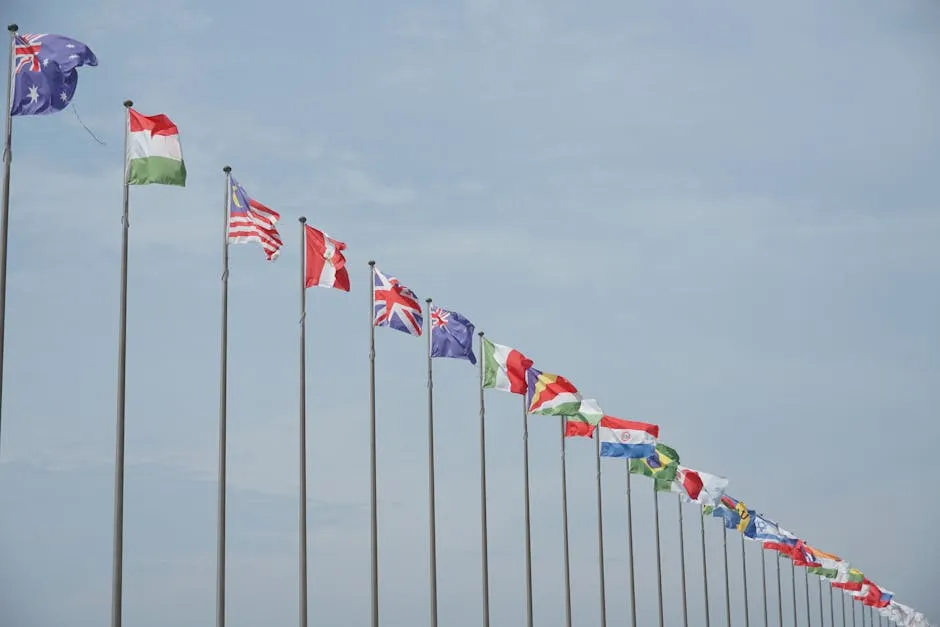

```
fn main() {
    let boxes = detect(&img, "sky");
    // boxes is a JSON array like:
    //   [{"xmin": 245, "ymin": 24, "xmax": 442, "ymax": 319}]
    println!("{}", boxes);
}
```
[{"xmin": 1, "ymin": 0, "xmax": 938, "ymax": 625}]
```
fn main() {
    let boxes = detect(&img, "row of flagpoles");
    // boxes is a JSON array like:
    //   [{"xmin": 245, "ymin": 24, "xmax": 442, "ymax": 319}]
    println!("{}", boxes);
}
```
[{"xmin": 0, "ymin": 24, "xmax": 933, "ymax": 627}]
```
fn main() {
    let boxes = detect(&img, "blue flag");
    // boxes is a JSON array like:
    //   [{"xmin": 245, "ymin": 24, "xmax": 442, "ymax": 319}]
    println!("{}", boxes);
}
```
[
  {"xmin": 430, "ymin": 306, "xmax": 476, "ymax": 364},
  {"xmin": 12, "ymin": 32, "xmax": 97, "ymax": 116}
]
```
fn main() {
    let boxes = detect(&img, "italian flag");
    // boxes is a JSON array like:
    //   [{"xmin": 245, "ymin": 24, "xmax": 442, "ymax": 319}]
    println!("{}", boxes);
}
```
[
  {"xmin": 126, "ymin": 107, "xmax": 187, "ymax": 186},
  {"xmin": 482, "ymin": 338, "xmax": 532, "ymax": 394}
]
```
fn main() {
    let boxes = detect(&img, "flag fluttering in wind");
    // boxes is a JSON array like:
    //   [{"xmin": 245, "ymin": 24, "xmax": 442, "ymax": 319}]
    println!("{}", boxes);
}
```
[
  {"xmin": 833, "ymin": 567, "xmax": 865, "ymax": 591},
  {"xmin": 228, "ymin": 177, "xmax": 283, "ymax": 260},
  {"xmin": 11, "ymin": 32, "xmax": 97, "ymax": 116},
  {"xmin": 671, "ymin": 466, "xmax": 728, "ymax": 508},
  {"xmin": 372, "ymin": 267, "xmax": 422, "ymax": 335},
  {"xmin": 706, "ymin": 494, "xmax": 753, "ymax": 535},
  {"xmin": 482, "ymin": 339, "xmax": 532, "ymax": 394},
  {"xmin": 304, "ymin": 225, "xmax": 348, "ymax": 289},
  {"xmin": 430, "ymin": 307, "xmax": 475, "ymax": 364},
  {"xmin": 126, "ymin": 108, "xmax": 186, "ymax": 186},
  {"xmin": 598, "ymin": 416, "xmax": 658, "ymax": 459},
  {"xmin": 525, "ymin": 369, "xmax": 581, "ymax": 415},
  {"xmin": 629, "ymin": 442, "xmax": 679, "ymax": 489}
]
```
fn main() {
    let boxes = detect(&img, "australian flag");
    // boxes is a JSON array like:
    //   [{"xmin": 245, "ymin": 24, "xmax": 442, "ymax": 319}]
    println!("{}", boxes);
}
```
[
  {"xmin": 12, "ymin": 32, "xmax": 97, "ymax": 116},
  {"xmin": 430, "ymin": 306, "xmax": 476, "ymax": 364}
]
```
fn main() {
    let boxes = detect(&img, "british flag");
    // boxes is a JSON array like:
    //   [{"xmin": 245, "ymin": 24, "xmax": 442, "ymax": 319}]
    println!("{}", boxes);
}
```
[{"xmin": 373, "ymin": 267, "xmax": 422, "ymax": 336}]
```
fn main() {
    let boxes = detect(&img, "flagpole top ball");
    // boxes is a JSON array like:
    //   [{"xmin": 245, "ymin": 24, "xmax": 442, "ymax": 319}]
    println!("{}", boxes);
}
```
[
  {"xmin": 426, "ymin": 298, "xmax": 432, "ymax": 304},
  {"xmin": 478, "ymin": 331, "xmax": 484, "ymax": 337},
  {"xmin": 7, "ymin": 24, "xmax": 17, "ymax": 33},
  {"xmin": 123, "ymin": 100, "xmax": 133, "ymax": 108},
  {"xmin": 222, "ymin": 166, "xmax": 231, "ymax": 174},
  {"xmin": 299, "ymin": 216, "xmax": 306, "ymax": 223},
  {"xmin": 368, "ymin": 260, "xmax": 375, "ymax": 267}
]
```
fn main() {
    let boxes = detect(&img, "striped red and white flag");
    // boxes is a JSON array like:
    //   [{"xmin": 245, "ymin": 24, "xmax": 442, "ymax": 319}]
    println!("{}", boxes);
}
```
[{"xmin": 228, "ymin": 176, "xmax": 283, "ymax": 260}]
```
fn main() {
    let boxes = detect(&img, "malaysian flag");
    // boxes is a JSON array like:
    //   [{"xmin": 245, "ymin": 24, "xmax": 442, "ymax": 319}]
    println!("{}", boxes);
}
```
[
  {"xmin": 228, "ymin": 176, "xmax": 283, "ymax": 260},
  {"xmin": 373, "ymin": 267, "xmax": 422, "ymax": 335}
]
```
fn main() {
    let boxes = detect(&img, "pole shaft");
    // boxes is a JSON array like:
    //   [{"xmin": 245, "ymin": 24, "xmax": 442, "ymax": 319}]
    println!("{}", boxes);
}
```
[
  {"xmin": 852, "ymin": 594, "xmax": 856, "ymax": 627},
  {"xmin": 842, "ymin": 587, "xmax": 846, "ymax": 627},
  {"xmin": 678, "ymin": 495, "xmax": 688, "ymax": 627},
  {"xmin": 722, "ymin": 526, "xmax": 731, "ymax": 627},
  {"xmin": 110, "ymin": 101, "xmax": 132, "ymax": 627},
  {"xmin": 477, "ymin": 333, "xmax": 490, "ymax": 627},
  {"xmin": 806, "ymin": 565, "xmax": 812, "ymax": 627},
  {"xmin": 654, "ymin": 487, "xmax": 664, "ymax": 627},
  {"xmin": 818, "ymin": 575, "xmax": 824, "ymax": 627},
  {"xmin": 522, "ymin": 394, "xmax": 534, "ymax": 627},
  {"xmin": 298, "ymin": 218, "xmax": 309, "ymax": 627},
  {"xmin": 829, "ymin": 581, "xmax": 835, "ymax": 627},
  {"xmin": 216, "ymin": 167, "xmax": 231, "ymax": 627},
  {"xmin": 426, "ymin": 298, "xmax": 438, "ymax": 627},
  {"xmin": 368, "ymin": 261, "xmax": 378, "ymax": 627},
  {"xmin": 701, "ymin": 509, "xmax": 711, "ymax": 627},
  {"xmin": 0, "ymin": 26, "xmax": 17, "ymax": 451},
  {"xmin": 592, "ymin": 430, "xmax": 604, "ymax": 627},
  {"xmin": 792, "ymin": 559, "xmax": 798, "ymax": 627},
  {"xmin": 760, "ymin": 546, "xmax": 768, "ymax": 627},
  {"xmin": 626, "ymin": 467, "xmax": 637, "ymax": 627},
  {"xmin": 559, "ymin": 418, "xmax": 572, "ymax": 627},
  {"xmin": 777, "ymin": 552, "xmax": 783, "ymax": 627},
  {"xmin": 742, "ymin": 534, "xmax": 750, "ymax": 627}
]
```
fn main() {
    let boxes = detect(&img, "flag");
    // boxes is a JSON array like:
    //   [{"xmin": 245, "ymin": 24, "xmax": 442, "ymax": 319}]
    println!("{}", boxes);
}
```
[
  {"xmin": 805, "ymin": 545, "xmax": 845, "ymax": 579},
  {"xmin": 672, "ymin": 466, "xmax": 728, "ymax": 508},
  {"xmin": 565, "ymin": 419, "xmax": 595, "ymax": 438},
  {"xmin": 790, "ymin": 540, "xmax": 822, "ymax": 568},
  {"xmin": 430, "ymin": 307, "xmax": 475, "ymax": 364},
  {"xmin": 748, "ymin": 512, "xmax": 797, "ymax": 551},
  {"xmin": 11, "ymin": 32, "xmax": 97, "ymax": 116},
  {"xmin": 525, "ymin": 368, "xmax": 581, "ymax": 415},
  {"xmin": 598, "ymin": 416, "xmax": 658, "ymax": 459},
  {"xmin": 562, "ymin": 398, "xmax": 603, "ymax": 430},
  {"xmin": 372, "ymin": 267, "xmax": 422, "ymax": 335},
  {"xmin": 304, "ymin": 225, "xmax": 348, "ymax": 289},
  {"xmin": 706, "ymin": 495, "xmax": 753, "ymax": 535},
  {"xmin": 832, "ymin": 568, "xmax": 865, "ymax": 591},
  {"xmin": 126, "ymin": 108, "xmax": 186, "ymax": 186},
  {"xmin": 629, "ymin": 442, "xmax": 679, "ymax": 488},
  {"xmin": 228, "ymin": 177, "xmax": 282, "ymax": 260},
  {"xmin": 482, "ymin": 338, "xmax": 532, "ymax": 394}
]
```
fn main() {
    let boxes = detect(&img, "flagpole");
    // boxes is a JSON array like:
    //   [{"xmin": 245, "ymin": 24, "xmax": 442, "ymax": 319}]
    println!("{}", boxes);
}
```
[
  {"xmin": 843, "ymin": 588, "xmax": 847, "ymax": 627},
  {"xmin": 722, "ymin": 526, "xmax": 731, "ymax": 627},
  {"xmin": 626, "ymin": 467, "xmax": 638, "ymax": 627},
  {"xmin": 678, "ymin": 495, "xmax": 688, "ymax": 627},
  {"xmin": 776, "ymin": 552, "xmax": 783, "ymax": 627},
  {"xmin": 298, "ymin": 217, "xmax": 309, "ymax": 627},
  {"xmin": 425, "ymin": 298, "xmax": 439, "ymax": 627},
  {"xmin": 792, "ymin": 559, "xmax": 798, "ymax": 627},
  {"xmin": 818, "ymin": 575, "xmax": 825, "ymax": 626},
  {"xmin": 367, "ymin": 260, "xmax": 379, "ymax": 627},
  {"xmin": 216, "ymin": 165, "xmax": 232, "ymax": 627},
  {"xmin": 806, "ymin": 566, "xmax": 812, "ymax": 627},
  {"xmin": 110, "ymin": 99, "xmax": 133, "ymax": 627},
  {"xmin": 653, "ymin": 486, "xmax": 664, "ymax": 627},
  {"xmin": 701, "ymin": 508, "xmax": 711, "ymax": 627},
  {"xmin": 760, "ymin": 546, "xmax": 768, "ymax": 627},
  {"xmin": 477, "ymin": 332, "xmax": 491, "ymax": 627},
  {"xmin": 0, "ymin": 24, "xmax": 18, "ymax": 451},
  {"xmin": 829, "ymin": 582, "xmax": 835, "ymax": 627},
  {"xmin": 852, "ymin": 594, "xmax": 856, "ymax": 627},
  {"xmin": 741, "ymin": 534, "xmax": 750, "ymax": 627},
  {"xmin": 521, "ymin": 392, "xmax": 534, "ymax": 627},
  {"xmin": 592, "ymin": 430, "xmax": 605, "ymax": 627},
  {"xmin": 560, "ymin": 417, "xmax": 572, "ymax": 627}
]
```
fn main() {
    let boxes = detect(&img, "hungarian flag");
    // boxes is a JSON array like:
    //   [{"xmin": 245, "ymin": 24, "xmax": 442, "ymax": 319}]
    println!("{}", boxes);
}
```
[
  {"xmin": 304, "ymin": 225, "xmax": 349, "ymax": 291},
  {"xmin": 126, "ymin": 107, "xmax": 186, "ymax": 186},
  {"xmin": 482, "ymin": 338, "xmax": 532, "ymax": 394}
]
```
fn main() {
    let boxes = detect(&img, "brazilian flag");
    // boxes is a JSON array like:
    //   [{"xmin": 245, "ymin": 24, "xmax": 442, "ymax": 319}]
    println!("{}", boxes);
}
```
[{"xmin": 628, "ymin": 442, "xmax": 679, "ymax": 490}]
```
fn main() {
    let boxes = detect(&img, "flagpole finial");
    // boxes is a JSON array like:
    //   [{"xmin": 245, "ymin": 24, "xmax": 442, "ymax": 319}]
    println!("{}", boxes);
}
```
[
  {"xmin": 7, "ymin": 24, "xmax": 17, "ymax": 33},
  {"xmin": 222, "ymin": 166, "xmax": 231, "ymax": 174},
  {"xmin": 123, "ymin": 100, "xmax": 133, "ymax": 108},
  {"xmin": 368, "ymin": 260, "xmax": 375, "ymax": 267},
  {"xmin": 478, "ymin": 331, "xmax": 484, "ymax": 337},
  {"xmin": 426, "ymin": 298, "xmax": 432, "ymax": 304},
  {"xmin": 299, "ymin": 216, "xmax": 306, "ymax": 223}
]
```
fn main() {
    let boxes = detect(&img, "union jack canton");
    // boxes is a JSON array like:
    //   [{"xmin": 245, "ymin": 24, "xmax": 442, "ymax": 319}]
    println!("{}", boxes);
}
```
[{"xmin": 372, "ymin": 267, "xmax": 423, "ymax": 336}]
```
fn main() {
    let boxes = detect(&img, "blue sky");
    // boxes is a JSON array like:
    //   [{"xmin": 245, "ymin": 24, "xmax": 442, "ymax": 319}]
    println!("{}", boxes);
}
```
[{"xmin": 1, "ymin": 0, "xmax": 938, "ymax": 625}]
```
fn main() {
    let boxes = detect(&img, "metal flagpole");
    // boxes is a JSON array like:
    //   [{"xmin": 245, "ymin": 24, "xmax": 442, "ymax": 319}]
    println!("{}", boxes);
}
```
[
  {"xmin": 776, "ymin": 552, "xmax": 783, "ymax": 627},
  {"xmin": 701, "ymin": 509, "xmax": 711, "ymax": 627},
  {"xmin": 818, "ymin": 576, "xmax": 825, "ymax": 627},
  {"xmin": 678, "ymin": 496, "xmax": 688, "ymax": 627},
  {"xmin": 829, "ymin": 581, "xmax": 835, "ymax": 627},
  {"xmin": 842, "ymin": 585, "xmax": 847, "ymax": 627},
  {"xmin": 425, "ymin": 298, "xmax": 439, "ymax": 627},
  {"xmin": 791, "ymin": 560, "xmax": 798, "ymax": 627},
  {"xmin": 216, "ymin": 165, "xmax": 232, "ymax": 627},
  {"xmin": 760, "ymin": 547, "xmax": 768, "ymax": 627},
  {"xmin": 852, "ymin": 594, "xmax": 856, "ymax": 627},
  {"xmin": 521, "ymin": 393, "xmax": 534, "ymax": 627},
  {"xmin": 559, "ymin": 417, "xmax": 572, "ymax": 627},
  {"xmin": 110, "ymin": 99, "xmax": 133, "ymax": 627},
  {"xmin": 806, "ymin": 565, "xmax": 812, "ymax": 627},
  {"xmin": 722, "ymin": 526, "xmax": 731, "ymax": 627},
  {"xmin": 298, "ymin": 218, "xmax": 309, "ymax": 627},
  {"xmin": 591, "ymin": 423, "xmax": 603, "ymax": 627},
  {"xmin": 654, "ymin": 487, "xmax": 664, "ymax": 627},
  {"xmin": 0, "ymin": 24, "xmax": 18, "ymax": 450},
  {"xmin": 477, "ymin": 332, "xmax": 491, "ymax": 627},
  {"xmin": 626, "ymin": 467, "xmax": 638, "ymax": 627},
  {"xmin": 741, "ymin": 534, "xmax": 750, "ymax": 627},
  {"xmin": 367, "ymin": 260, "xmax": 379, "ymax": 627}
]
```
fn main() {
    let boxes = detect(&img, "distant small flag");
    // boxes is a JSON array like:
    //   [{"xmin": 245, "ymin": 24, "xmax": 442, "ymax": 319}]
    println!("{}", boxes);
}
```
[
  {"xmin": 304, "ymin": 225, "xmax": 349, "ymax": 291},
  {"xmin": 126, "ymin": 108, "xmax": 187, "ymax": 187},
  {"xmin": 373, "ymin": 267, "xmax": 422, "ymax": 335},
  {"xmin": 228, "ymin": 177, "xmax": 282, "ymax": 260},
  {"xmin": 12, "ymin": 32, "xmax": 97, "ymax": 116},
  {"xmin": 430, "ymin": 307, "xmax": 476, "ymax": 364}
]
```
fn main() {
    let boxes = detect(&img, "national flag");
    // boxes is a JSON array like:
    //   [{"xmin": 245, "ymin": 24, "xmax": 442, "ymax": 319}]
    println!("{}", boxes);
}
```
[
  {"xmin": 749, "ymin": 513, "xmax": 797, "ymax": 552},
  {"xmin": 565, "ymin": 419, "xmax": 595, "ymax": 438},
  {"xmin": 790, "ymin": 540, "xmax": 822, "ymax": 568},
  {"xmin": 832, "ymin": 568, "xmax": 865, "ymax": 591},
  {"xmin": 706, "ymin": 495, "xmax": 753, "ymax": 535},
  {"xmin": 227, "ymin": 177, "xmax": 283, "ymax": 260},
  {"xmin": 599, "ymin": 416, "xmax": 659, "ymax": 459},
  {"xmin": 563, "ymin": 399, "xmax": 604, "ymax": 434},
  {"xmin": 430, "ymin": 307, "xmax": 476, "ymax": 364},
  {"xmin": 805, "ymin": 546, "xmax": 845, "ymax": 579},
  {"xmin": 11, "ymin": 32, "xmax": 97, "ymax": 116},
  {"xmin": 482, "ymin": 338, "xmax": 532, "ymax": 394},
  {"xmin": 671, "ymin": 466, "xmax": 728, "ymax": 508},
  {"xmin": 304, "ymin": 225, "xmax": 348, "ymax": 289},
  {"xmin": 526, "ymin": 369, "xmax": 581, "ymax": 415},
  {"xmin": 126, "ymin": 108, "xmax": 187, "ymax": 186},
  {"xmin": 372, "ymin": 267, "xmax": 422, "ymax": 336},
  {"xmin": 629, "ymin": 443, "xmax": 680, "ymax": 488}
]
